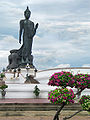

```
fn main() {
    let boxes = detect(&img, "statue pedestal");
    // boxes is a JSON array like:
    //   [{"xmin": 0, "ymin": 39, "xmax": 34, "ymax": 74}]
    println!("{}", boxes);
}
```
[
  {"xmin": 1, "ymin": 68, "xmax": 90, "ymax": 98},
  {"xmin": 2, "ymin": 67, "xmax": 57, "ymax": 98},
  {"xmin": 2, "ymin": 69, "xmax": 56, "ymax": 98},
  {"xmin": 5, "ymin": 68, "xmax": 36, "ymax": 84}
]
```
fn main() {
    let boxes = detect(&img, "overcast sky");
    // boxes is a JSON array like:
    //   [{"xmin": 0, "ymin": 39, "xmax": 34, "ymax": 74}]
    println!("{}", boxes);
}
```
[{"xmin": 0, "ymin": 0, "xmax": 90, "ymax": 70}]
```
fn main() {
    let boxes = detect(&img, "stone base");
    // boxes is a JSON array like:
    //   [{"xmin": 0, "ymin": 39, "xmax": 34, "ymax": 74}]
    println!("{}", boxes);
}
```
[{"xmin": 2, "ymin": 68, "xmax": 90, "ymax": 98}]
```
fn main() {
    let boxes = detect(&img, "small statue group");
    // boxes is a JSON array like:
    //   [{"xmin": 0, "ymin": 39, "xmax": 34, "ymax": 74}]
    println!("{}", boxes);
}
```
[{"xmin": 7, "ymin": 6, "xmax": 38, "ymax": 69}]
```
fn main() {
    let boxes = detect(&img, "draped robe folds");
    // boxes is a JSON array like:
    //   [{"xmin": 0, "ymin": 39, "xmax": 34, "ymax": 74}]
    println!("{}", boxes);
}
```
[{"xmin": 20, "ymin": 19, "xmax": 35, "ymax": 61}]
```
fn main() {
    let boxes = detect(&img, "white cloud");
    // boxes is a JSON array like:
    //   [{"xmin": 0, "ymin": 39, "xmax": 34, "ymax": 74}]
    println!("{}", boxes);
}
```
[
  {"xmin": 0, "ymin": 50, "xmax": 9, "ymax": 58},
  {"xmin": 22, "ymin": 0, "xmax": 75, "ymax": 5},
  {"xmin": 0, "ymin": 35, "xmax": 20, "ymax": 50},
  {"xmin": 82, "ymin": 64, "xmax": 90, "ymax": 67},
  {"xmin": 55, "ymin": 64, "xmax": 70, "ymax": 68},
  {"xmin": 0, "ymin": 50, "xmax": 9, "ymax": 70},
  {"xmin": 0, "ymin": 1, "xmax": 16, "ymax": 7},
  {"xmin": 0, "ymin": 1, "xmax": 23, "ymax": 27},
  {"xmin": 44, "ymin": 21, "xmax": 90, "ymax": 29},
  {"xmin": 0, "ymin": 1, "xmax": 22, "ymax": 16},
  {"xmin": 67, "ymin": 23, "xmax": 90, "ymax": 32},
  {"xmin": 0, "ymin": 35, "xmax": 17, "ymax": 42}
]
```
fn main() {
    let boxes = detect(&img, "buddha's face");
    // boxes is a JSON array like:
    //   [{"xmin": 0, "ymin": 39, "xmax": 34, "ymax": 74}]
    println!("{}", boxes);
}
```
[{"xmin": 24, "ymin": 11, "xmax": 30, "ymax": 19}]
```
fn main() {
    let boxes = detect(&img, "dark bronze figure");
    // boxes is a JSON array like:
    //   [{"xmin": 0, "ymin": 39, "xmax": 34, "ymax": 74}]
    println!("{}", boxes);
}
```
[
  {"xmin": 19, "ymin": 6, "xmax": 38, "ymax": 62},
  {"xmin": 7, "ymin": 6, "xmax": 38, "ymax": 69}
]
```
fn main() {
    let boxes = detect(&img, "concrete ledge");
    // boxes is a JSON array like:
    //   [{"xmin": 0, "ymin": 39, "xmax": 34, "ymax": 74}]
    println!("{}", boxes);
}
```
[{"xmin": 0, "ymin": 102, "xmax": 82, "ymax": 111}]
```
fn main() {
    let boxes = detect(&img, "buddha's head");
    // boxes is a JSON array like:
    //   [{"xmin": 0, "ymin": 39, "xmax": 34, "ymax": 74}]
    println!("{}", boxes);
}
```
[{"xmin": 24, "ymin": 6, "xmax": 31, "ymax": 19}]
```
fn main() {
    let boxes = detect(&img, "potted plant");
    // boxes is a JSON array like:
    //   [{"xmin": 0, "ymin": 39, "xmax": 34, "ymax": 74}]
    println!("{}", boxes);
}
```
[
  {"xmin": 0, "ymin": 84, "xmax": 8, "ymax": 99},
  {"xmin": 33, "ymin": 85, "xmax": 40, "ymax": 98},
  {"xmin": 0, "ymin": 73, "xmax": 5, "ymax": 80},
  {"xmin": 0, "ymin": 73, "xmax": 5, "ymax": 88}
]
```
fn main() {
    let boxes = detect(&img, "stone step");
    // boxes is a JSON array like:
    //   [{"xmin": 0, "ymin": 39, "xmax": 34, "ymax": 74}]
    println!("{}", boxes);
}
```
[{"xmin": 0, "ymin": 103, "xmax": 82, "ymax": 111}]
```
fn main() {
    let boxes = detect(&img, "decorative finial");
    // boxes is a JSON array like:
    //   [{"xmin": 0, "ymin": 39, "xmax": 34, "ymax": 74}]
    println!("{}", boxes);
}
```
[{"xmin": 27, "ymin": 6, "xmax": 29, "ymax": 9}]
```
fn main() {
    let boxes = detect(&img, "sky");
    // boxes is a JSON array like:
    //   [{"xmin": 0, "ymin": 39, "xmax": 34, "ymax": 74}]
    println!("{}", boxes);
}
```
[{"xmin": 0, "ymin": 0, "xmax": 90, "ymax": 70}]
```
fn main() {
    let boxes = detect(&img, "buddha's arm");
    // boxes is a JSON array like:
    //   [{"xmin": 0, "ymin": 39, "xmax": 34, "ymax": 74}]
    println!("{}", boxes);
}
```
[{"xmin": 32, "ymin": 23, "xmax": 39, "ymax": 37}]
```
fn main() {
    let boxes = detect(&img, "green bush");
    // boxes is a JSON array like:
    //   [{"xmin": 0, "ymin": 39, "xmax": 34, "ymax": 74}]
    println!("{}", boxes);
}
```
[
  {"xmin": 0, "ymin": 84, "xmax": 8, "ymax": 90},
  {"xmin": 33, "ymin": 85, "xmax": 40, "ymax": 97}
]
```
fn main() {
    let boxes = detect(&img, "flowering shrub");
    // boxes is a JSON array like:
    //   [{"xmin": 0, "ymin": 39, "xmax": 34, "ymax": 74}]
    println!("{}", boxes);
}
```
[
  {"xmin": 48, "ymin": 88, "xmax": 75, "ymax": 104},
  {"xmin": 85, "ymin": 75, "xmax": 90, "ymax": 89},
  {"xmin": 48, "ymin": 71, "xmax": 90, "ymax": 120},
  {"xmin": 48, "ymin": 71, "xmax": 75, "ymax": 88},
  {"xmin": 73, "ymin": 74, "xmax": 90, "ymax": 89},
  {"xmin": 79, "ymin": 95, "xmax": 90, "ymax": 111}
]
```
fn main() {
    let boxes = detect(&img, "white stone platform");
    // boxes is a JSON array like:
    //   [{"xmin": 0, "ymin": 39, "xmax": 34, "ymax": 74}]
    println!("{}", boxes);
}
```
[{"xmin": 0, "ymin": 68, "xmax": 89, "ymax": 98}]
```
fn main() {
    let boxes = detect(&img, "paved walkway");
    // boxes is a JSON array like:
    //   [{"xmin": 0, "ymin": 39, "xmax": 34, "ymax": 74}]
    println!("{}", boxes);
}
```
[
  {"xmin": 0, "ymin": 98, "xmax": 50, "ymax": 103},
  {"xmin": 0, "ymin": 111, "xmax": 89, "ymax": 120}
]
